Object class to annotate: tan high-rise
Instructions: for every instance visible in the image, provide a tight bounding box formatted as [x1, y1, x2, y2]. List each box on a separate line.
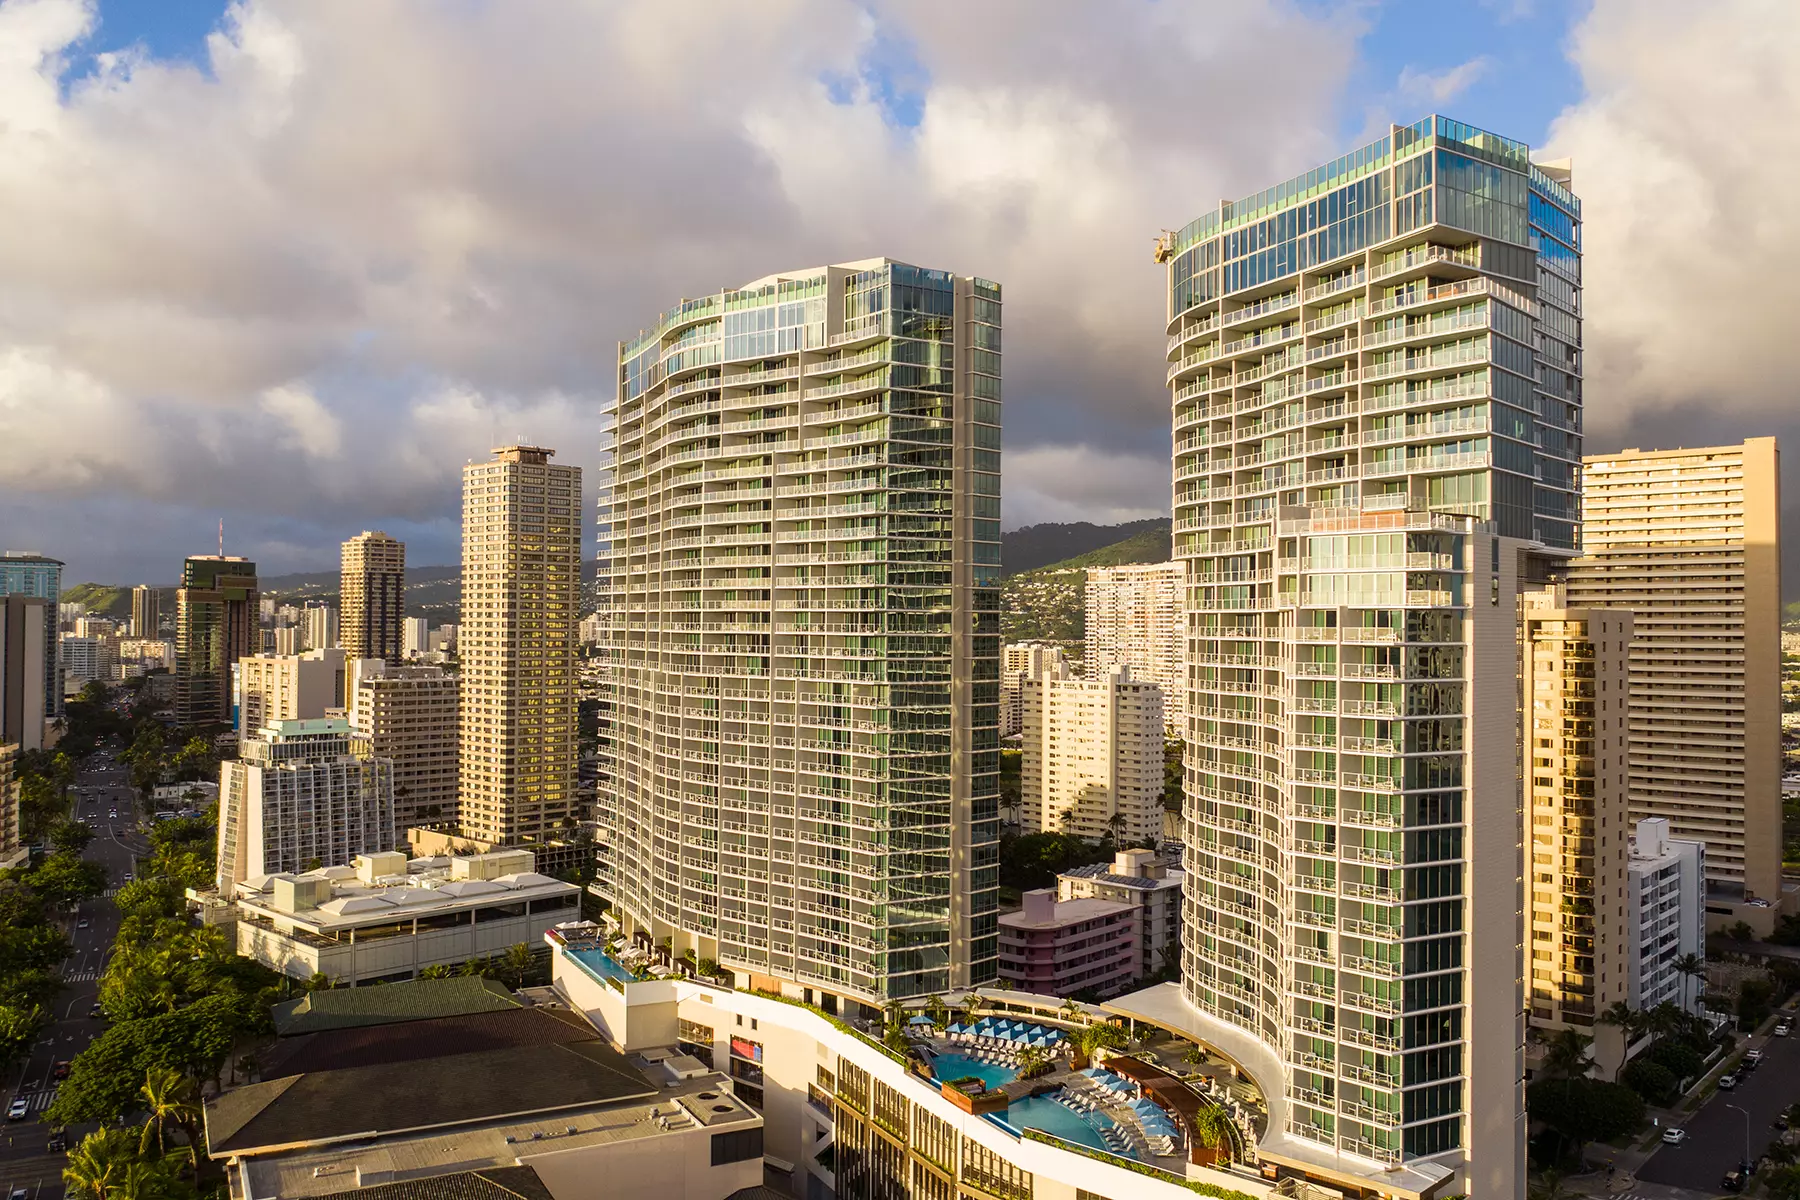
[1085, 561, 1185, 729]
[1019, 662, 1165, 846]
[349, 661, 459, 835]
[235, 649, 346, 734]
[1566, 438, 1782, 908]
[341, 532, 405, 662]
[459, 446, 581, 844]
[131, 585, 158, 639]
[1520, 587, 1632, 1053]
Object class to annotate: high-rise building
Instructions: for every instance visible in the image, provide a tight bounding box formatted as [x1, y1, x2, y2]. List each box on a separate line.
[1019, 662, 1165, 846]
[176, 556, 260, 728]
[1520, 588, 1632, 1046]
[302, 604, 338, 653]
[340, 532, 406, 662]
[0, 552, 64, 717]
[215, 717, 396, 889]
[1001, 642, 1064, 738]
[0, 742, 21, 869]
[1626, 817, 1706, 1016]
[1566, 439, 1783, 918]
[1085, 561, 1186, 729]
[272, 627, 299, 657]
[235, 648, 347, 734]
[459, 446, 581, 845]
[598, 259, 1003, 1005]
[402, 616, 431, 659]
[131, 585, 159, 639]
[1146, 117, 1582, 1193]
[0, 596, 50, 751]
[58, 634, 103, 691]
[349, 660, 459, 835]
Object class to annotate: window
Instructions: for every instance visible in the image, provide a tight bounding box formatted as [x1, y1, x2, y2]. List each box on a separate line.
[712, 1127, 764, 1165]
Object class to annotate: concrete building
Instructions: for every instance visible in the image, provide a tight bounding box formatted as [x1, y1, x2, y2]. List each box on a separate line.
[339, 531, 405, 663]
[0, 595, 50, 751]
[0, 743, 23, 869]
[215, 718, 396, 889]
[1150, 116, 1584, 1194]
[58, 634, 103, 691]
[302, 604, 338, 653]
[578, 611, 606, 646]
[349, 660, 459, 834]
[1002, 642, 1065, 738]
[231, 849, 579, 986]
[460, 446, 581, 846]
[131, 584, 158, 639]
[1019, 663, 1165, 846]
[998, 889, 1140, 998]
[1566, 438, 1784, 928]
[598, 260, 1004, 1006]
[1521, 588, 1633, 1046]
[402, 615, 431, 659]
[176, 555, 260, 728]
[1058, 849, 1185, 977]
[1627, 817, 1706, 1016]
[1085, 561, 1185, 730]
[271, 626, 299, 657]
[0, 552, 63, 717]
[117, 639, 174, 672]
[234, 648, 346, 734]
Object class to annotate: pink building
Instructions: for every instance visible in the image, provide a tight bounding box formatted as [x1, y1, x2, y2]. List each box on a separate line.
[997, 888, 1139, 998]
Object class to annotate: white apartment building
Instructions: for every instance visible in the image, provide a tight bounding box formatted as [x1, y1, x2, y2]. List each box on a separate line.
[1002, 642, 1065, 738]
[1085, 561, 1185, 730]
[272, 626, 300, 656]
[348, 659, 459, 834]
[1020, 663, 1165, 846]
[1566, 438, 1783, 923]
[403, 616, 432, 658]
[1627, 817, 1706, 1016]
[1059, 848, 1185, 976]
[599, 259, 1003, 1006]
[302, 604, 338, 652]
[579, 612, 606, 646]
[59, 634, 104, 690]
[215, 718, 396, 889]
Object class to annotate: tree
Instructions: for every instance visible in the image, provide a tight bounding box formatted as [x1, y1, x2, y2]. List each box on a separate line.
[1673, 952, 1706, 1011]
[1016, 1046, 1050, 1079]
[502, 942, 536, 988]
[1072, 1022, 1127, 1061]
[47, 994, 268, 1127]
[49, 818, 95, 855]
[1540, 1028, 1593, 1080]
[1596, 1001, 1639, 1080]
[1739, 977, 1776, 1031]
[419, 964, 454, 980]
[63, 1127, 139, 1200]
[1620, 1057, 1677, 1106]
[1193, 1104, 1237, 1161]
[1525, 1077, 1644, 1165]
[139, 1065, 199, 1159]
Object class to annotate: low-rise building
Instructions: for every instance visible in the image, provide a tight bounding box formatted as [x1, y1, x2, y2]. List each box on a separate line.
[1628, 817, 1707, 1015]
[1058, 849, 1184, 976]
[231, 849, 580, 986]
[998, 888, 1139, 998]
[151, 780, 219, 812]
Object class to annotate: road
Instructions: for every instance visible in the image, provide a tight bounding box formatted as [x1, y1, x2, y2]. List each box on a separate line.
[0, 739, 146, 1200]
[1638, 1013, 1800, 1191]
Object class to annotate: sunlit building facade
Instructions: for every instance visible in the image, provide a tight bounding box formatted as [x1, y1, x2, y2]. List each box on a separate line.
[341, 531, 406, 662]
[1157, 116, 1581, 1195]
[0, 552, 63, 718]
[598, 259, 1003, 1006]
[175, 556, 260, 728]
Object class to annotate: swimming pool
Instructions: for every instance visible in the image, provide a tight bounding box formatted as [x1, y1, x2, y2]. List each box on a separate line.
[1007, 1093, 1131, 1158]
[567, 944, 636, 984]
[930, 1052, 1018, 1091]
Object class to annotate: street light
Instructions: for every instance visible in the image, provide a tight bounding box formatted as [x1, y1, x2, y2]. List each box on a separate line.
[1726, 1103, 1752, 1172]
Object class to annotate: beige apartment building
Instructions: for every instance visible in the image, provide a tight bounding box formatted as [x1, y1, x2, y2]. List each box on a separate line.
[1566, 438, 1783, 923]
[349, 660, 459, 835]
[1085, 561, 1185, 730]
[0, 742, 22, 869]
[235, 648, 346, 735]
[130, 584, 158, 639]
[1521, 587, 1632, 1058]
[1002, 642, 1065, 738]
[1020, 662, 1165, 846]
[340, 531, 406, 662]
[459, 446, 581, 845]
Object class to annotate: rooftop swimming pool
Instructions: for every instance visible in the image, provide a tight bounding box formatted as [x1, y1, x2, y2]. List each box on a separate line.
[566, 944, 636, 984]
[1007, 1093, 1129, 1158]
[929, 1052, 1018, 1091]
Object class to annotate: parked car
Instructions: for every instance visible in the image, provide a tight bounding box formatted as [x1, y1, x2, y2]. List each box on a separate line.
[1778, 1020, 1792, 1037]
[1723, 1168, 1748, 1192]
[1720, 1072, 1741, 1090]
[1747, 1049, 1766, 1067]
[76, 918, 89, 929]
[88, 1003, 103, 1019]
[1663, 1127, 1689, 1145]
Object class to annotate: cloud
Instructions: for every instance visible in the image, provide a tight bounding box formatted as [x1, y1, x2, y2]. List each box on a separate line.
[0, 0, 1367, 580]
[1003, 444, 1172, 528]
[1396, 56, 1491, 106]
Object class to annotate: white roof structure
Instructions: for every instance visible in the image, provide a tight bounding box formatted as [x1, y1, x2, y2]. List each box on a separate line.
[232, 850, 578, 935]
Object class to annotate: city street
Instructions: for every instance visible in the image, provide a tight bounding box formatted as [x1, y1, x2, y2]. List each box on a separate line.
[1638, 1016, 1800, 1192]
[0, 741, 145, 1200]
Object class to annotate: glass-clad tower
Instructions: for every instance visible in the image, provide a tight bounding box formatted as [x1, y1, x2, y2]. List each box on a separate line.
[598, 259, 1003, 1005]
[0, 553, 64, 718]
[1162, 118, 1580, 1192]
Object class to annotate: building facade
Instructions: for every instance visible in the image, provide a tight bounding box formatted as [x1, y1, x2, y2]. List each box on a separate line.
[998, 889, 1141, 998]
[1085, 561, 1185, 729]
[597, 259, 1004, 1006]
[131, 584, 159, 639]
[235, 649, 347, 734]
[1161, 116, 1582, 1191]
[1001, 642, 1065, 739]
[176, 556, 260, 728]
[0, 596, 50, 751]
[340, 531, 406, 662]
[459, 446, 581, 844]
[349, 660, 459, 835]
[1059, 849, 1185, 977]
[0, 743, 22, 869]
[59, 634, 103, 691]
[1520, 589, 1632, 1042]
[215, 718, 396, 888]
[1626, 817, 1706, 1016]
[403, 616, 431, 659]
[302, 604, 338, 653]
[0, 552, 63, 717]
[1019, 663, 1165, 846]
[1566, 439, 1783, 915]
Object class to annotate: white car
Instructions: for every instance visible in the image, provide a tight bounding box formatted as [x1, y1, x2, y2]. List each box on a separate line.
[1663, 1127, 1688, 1145]
[1777, 1021, 1792, 1037]
[6, 1098, 28, 1121]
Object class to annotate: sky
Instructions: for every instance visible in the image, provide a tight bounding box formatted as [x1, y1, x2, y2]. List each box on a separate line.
[2, 0, 1797, 592]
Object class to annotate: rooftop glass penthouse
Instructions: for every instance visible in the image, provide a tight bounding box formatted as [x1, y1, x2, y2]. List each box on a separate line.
[1159, 116, 1581, 1197]
[598, 259, 1003, 1007]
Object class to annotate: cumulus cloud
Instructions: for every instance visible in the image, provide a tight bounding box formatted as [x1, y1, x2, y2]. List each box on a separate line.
[1396, 56, 1491, 106]
[0, 0, 1368, 579]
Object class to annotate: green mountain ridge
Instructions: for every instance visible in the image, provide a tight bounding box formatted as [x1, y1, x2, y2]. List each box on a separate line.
[1001, 519, 1171, 646]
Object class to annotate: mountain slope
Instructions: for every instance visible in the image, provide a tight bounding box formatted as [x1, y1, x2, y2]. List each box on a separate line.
[1001, 522, 1172, 646]
[1001, 518, 1169, 576]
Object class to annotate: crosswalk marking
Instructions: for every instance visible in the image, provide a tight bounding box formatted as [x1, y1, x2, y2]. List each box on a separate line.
[12, 1089, 58, 1113]
[64, 969, 97, 982]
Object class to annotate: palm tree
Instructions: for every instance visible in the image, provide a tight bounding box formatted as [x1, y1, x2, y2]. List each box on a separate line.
[924, 993, 950, 1028]
[1540, 1028, 1592, 1079]
[502, 942, 536, 988]
[1016, 1046, 1050, 1078]
[419, 963, 454, 980]
[1059, 997, 1082, 1023]
[303, 970, 334, 992]
[63, 1127, 138, 1200]
[1597, 1001, 1638, 1080]
[140, 1065, 198, 1158]
[957, 993, 985, 1028]
[1192, 1104, 1236, 1162]
[1674, 952, 1706, 1012]
[1527, 1169, 1569, 1200]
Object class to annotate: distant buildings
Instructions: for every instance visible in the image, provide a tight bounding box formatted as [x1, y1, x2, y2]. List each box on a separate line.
[402, 615, 431, 659]
[1568, 438, 1784, 925]
[130, 584, 158, 639]
[230, 849, 578, 986]
[0, 595, 51, 751]
[58, 634, 103, 691]
[1001, 642, 1064, 738]
[302, 603, 338, 653]
[348, 660, 459, 834]
[1019, 662, 1164, 846]
[459, 446, 581, 845]
[215, 717, 395, 889]
[176, 556, 260, 728]
[271, 627, 300, 656]
[1627, 817, 1706, 1016]
[578, 611, 605, 646]
[1085, 561, 1184, 729]
[340, 531, 405, 662]
[0, 552, 63, 717]
[1058, 848, 1184, 977]
[234, 649, 347, 734]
